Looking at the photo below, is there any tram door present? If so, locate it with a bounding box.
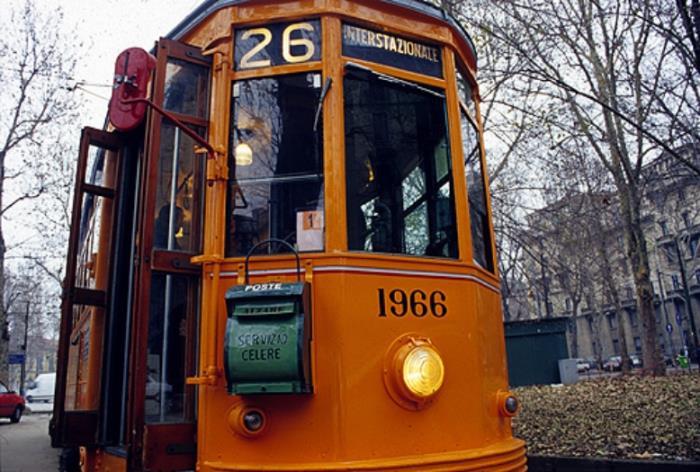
[129,39,210,471]
[53,128,134,448]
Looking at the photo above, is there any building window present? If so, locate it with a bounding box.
[629,311,638,327]
[607,313,617,329]
[665,245,676,263]
[671,274,681,290]
[690,234,699,258]
[634,337,642,353]
[619,258,628,272]
[565,298,572,311]
[659,220,669,236]
[612,338,620,354]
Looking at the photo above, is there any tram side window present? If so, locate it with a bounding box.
[163,59,209,118]
[457,69,494,271]
[344,66,458,258]
[226,73,324,257]
[153,123,206,252]
[146,273,198,424]
[74,146,117,293]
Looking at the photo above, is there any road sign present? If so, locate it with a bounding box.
[8,353,25,364]
[666,323,673,334]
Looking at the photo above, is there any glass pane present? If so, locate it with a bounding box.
[404,202,429,255]
[456,68,476,120]
[226,73,324,256]
[344,67,458,258]
[84,145,118,189]
[75,195,112,290]
[146,273,198,424]
[461,110,493,271]
[153,123,205,253]
[163,59,210,118]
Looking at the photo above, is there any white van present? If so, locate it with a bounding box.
[25,372,55,403]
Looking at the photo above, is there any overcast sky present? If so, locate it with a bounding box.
[2,1,206,265]
[49,0,204,126]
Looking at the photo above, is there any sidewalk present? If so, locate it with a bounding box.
[0,412,58,472]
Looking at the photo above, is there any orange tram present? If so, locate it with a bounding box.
[52,1,526,471]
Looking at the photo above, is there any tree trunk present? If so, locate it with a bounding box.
[616,307,631,375]
[620,190,665,375]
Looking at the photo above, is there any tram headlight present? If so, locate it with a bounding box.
[402,345,444,397]
[384,335,445,410]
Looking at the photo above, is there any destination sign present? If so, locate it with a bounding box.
[342,23,443,78]
[234,20,321,71]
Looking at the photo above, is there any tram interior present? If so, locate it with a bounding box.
[344,66,458,258]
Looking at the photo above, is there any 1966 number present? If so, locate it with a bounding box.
[377,288,447,318]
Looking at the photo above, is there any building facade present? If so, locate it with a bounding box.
[504,147,700,365]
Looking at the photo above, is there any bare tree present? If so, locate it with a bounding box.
[0,1,78,384]
[464,0,680,374]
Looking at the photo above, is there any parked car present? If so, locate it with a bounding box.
[603,355,622,371]
[586,357,599,371]
[630,354,643,368]
[25,372,56,403]
[145,375,172,402]
[575,358,591,372]
[0,381,25,423]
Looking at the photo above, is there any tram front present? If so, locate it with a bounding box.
[53,1,526,471]
[197,1,525,471]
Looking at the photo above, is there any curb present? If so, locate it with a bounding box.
[528,455,700,471]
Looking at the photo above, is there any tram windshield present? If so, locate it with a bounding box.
[344,66,458,258]
[227,73,324,256]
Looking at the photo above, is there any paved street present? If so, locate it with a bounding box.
[0,411,58,472]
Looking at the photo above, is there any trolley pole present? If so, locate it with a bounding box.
[19,300,29,396]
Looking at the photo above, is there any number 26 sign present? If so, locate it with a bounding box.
[234,20,321,70]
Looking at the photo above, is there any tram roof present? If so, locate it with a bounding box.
[166,0,477,67]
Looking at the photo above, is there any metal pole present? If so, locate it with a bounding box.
[20,301,29,396]
[675,236,699,361]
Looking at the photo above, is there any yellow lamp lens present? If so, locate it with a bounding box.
[402,346,444,398]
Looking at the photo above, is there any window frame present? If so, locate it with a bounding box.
[226,72,326,258]
[455,63,495,272]
[341,63,459,259]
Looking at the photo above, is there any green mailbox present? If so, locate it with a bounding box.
[224,282,312,394]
